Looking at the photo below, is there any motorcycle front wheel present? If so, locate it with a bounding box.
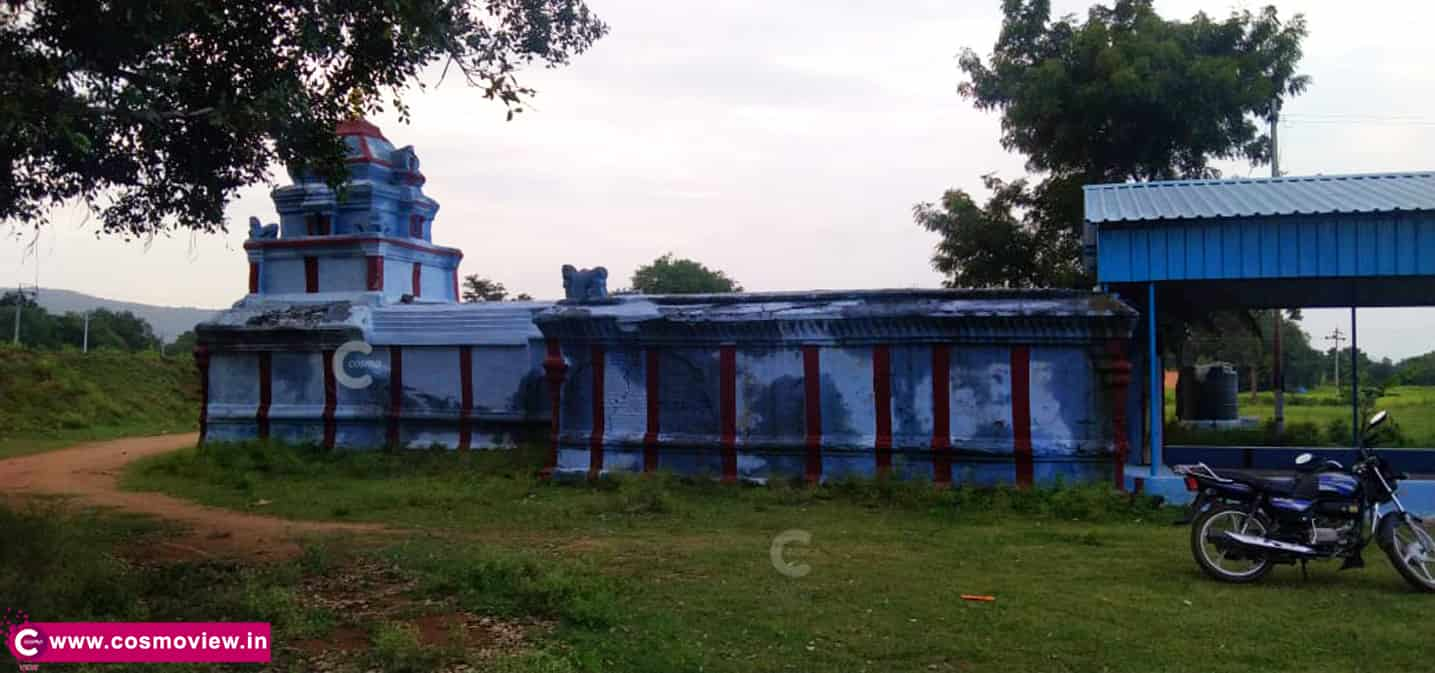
[1190,505,1272,583]
[1377,512,1435,592]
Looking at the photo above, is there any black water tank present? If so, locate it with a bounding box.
[1195,363,1239,421]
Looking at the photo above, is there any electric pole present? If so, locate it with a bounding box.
[10,284,38,346]
[82,310,90,353]
[1326,328,1347,388]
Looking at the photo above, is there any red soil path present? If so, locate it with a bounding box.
[0,433,385,559]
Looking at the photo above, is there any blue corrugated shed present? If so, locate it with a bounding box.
[1088,171,1435,292]
[1085,172,1435,224]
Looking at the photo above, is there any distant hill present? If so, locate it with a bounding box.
[34,288,220,341]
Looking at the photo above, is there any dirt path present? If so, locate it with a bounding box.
[0,433,387,559]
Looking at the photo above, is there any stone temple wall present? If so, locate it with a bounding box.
[532,290,1138,486]
[198,301,553,450]
[193,119,1141,488]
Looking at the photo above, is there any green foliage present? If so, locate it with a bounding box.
[0,346,198,452]
[630,253,743,294]
[1392,350,1435,386]
[0,0,607,237]
[386,540,619,628]
[125,437,1435,672]
[0,502,333,641]
[1178,310,1328,392]
[167,329,197,354]
[1164,385,1435,448]
[920,0,1308,288]
[913,174,1081,288]
[370,621,441,673]
[462,274,510,302]
[0,295,162,350]
[1325,416,1352,446]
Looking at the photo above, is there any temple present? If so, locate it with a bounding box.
[245,119,461,302]
[195,120,1142,487]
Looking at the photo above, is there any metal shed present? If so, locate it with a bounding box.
[1085,171,1435,503]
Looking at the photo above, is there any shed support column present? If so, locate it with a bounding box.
[1148,283,1162,477]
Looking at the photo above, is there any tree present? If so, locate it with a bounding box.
[1176,309,1326,393]
[0,0,607,238]
[630,254,742,295]
[0,302,160,350]
[168,330,198,354]
[512,293,534,301]
[462,275,508,302]
[913,175,1080,288]
[0,290,36,307]
[918,0,1308,287]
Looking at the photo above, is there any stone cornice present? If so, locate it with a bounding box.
[533,289,1137,346]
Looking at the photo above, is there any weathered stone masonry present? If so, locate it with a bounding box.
[195,121,1139,487]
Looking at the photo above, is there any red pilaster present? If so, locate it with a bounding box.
[304,256,319,293]
[930,344,951,486]
[1100,340,1134,490]
[195,345,211,444]
[720,345,737,483]
[387,346,403,449]
[257,352,272,440]
[1011,346,1034,488]
[803,345,823,484]
[452,270,460,302]
[459,346,473,450]
[872,345,893,477]
[412,262,422,297]
[248,262,259,294]
[541,339,567,479]
[589,345,606,479]
[643,349,660,473]
[366,256,384,292]
[322,348,337,449]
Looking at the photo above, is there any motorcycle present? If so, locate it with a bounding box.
[1175,411,1435,591]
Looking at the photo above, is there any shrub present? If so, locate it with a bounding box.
[1326,417,1352,446]
[370,622,439,673]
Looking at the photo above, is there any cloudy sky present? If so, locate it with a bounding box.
[6,0,1435,359]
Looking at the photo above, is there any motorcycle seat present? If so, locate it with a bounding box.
[1213,470,1298,496]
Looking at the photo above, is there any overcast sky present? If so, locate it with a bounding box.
[6,0,1435,359]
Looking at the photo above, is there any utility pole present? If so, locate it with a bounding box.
[82,310,90,353]
[1326,328,1347,388]
[1270,104,1285,439]
[10,284,37,346]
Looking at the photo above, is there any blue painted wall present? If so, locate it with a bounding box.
[537,291,1137,485]
[548,341,1120,484]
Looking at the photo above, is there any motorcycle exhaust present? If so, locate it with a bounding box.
[1222,531,1318,557]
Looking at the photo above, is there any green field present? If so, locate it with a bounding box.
[0,346,199,458]
[1166,384,1435,447]
[109,440,1435,673]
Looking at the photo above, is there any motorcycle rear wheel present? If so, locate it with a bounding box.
[1191,505,1272,583]
[1377,513,1435,593]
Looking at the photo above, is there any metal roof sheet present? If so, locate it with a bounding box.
[1084,171,1435,223]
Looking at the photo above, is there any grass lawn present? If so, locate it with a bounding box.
[117,441,1435,673]
[0,347,199,458]
[1166,384,1435,447]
